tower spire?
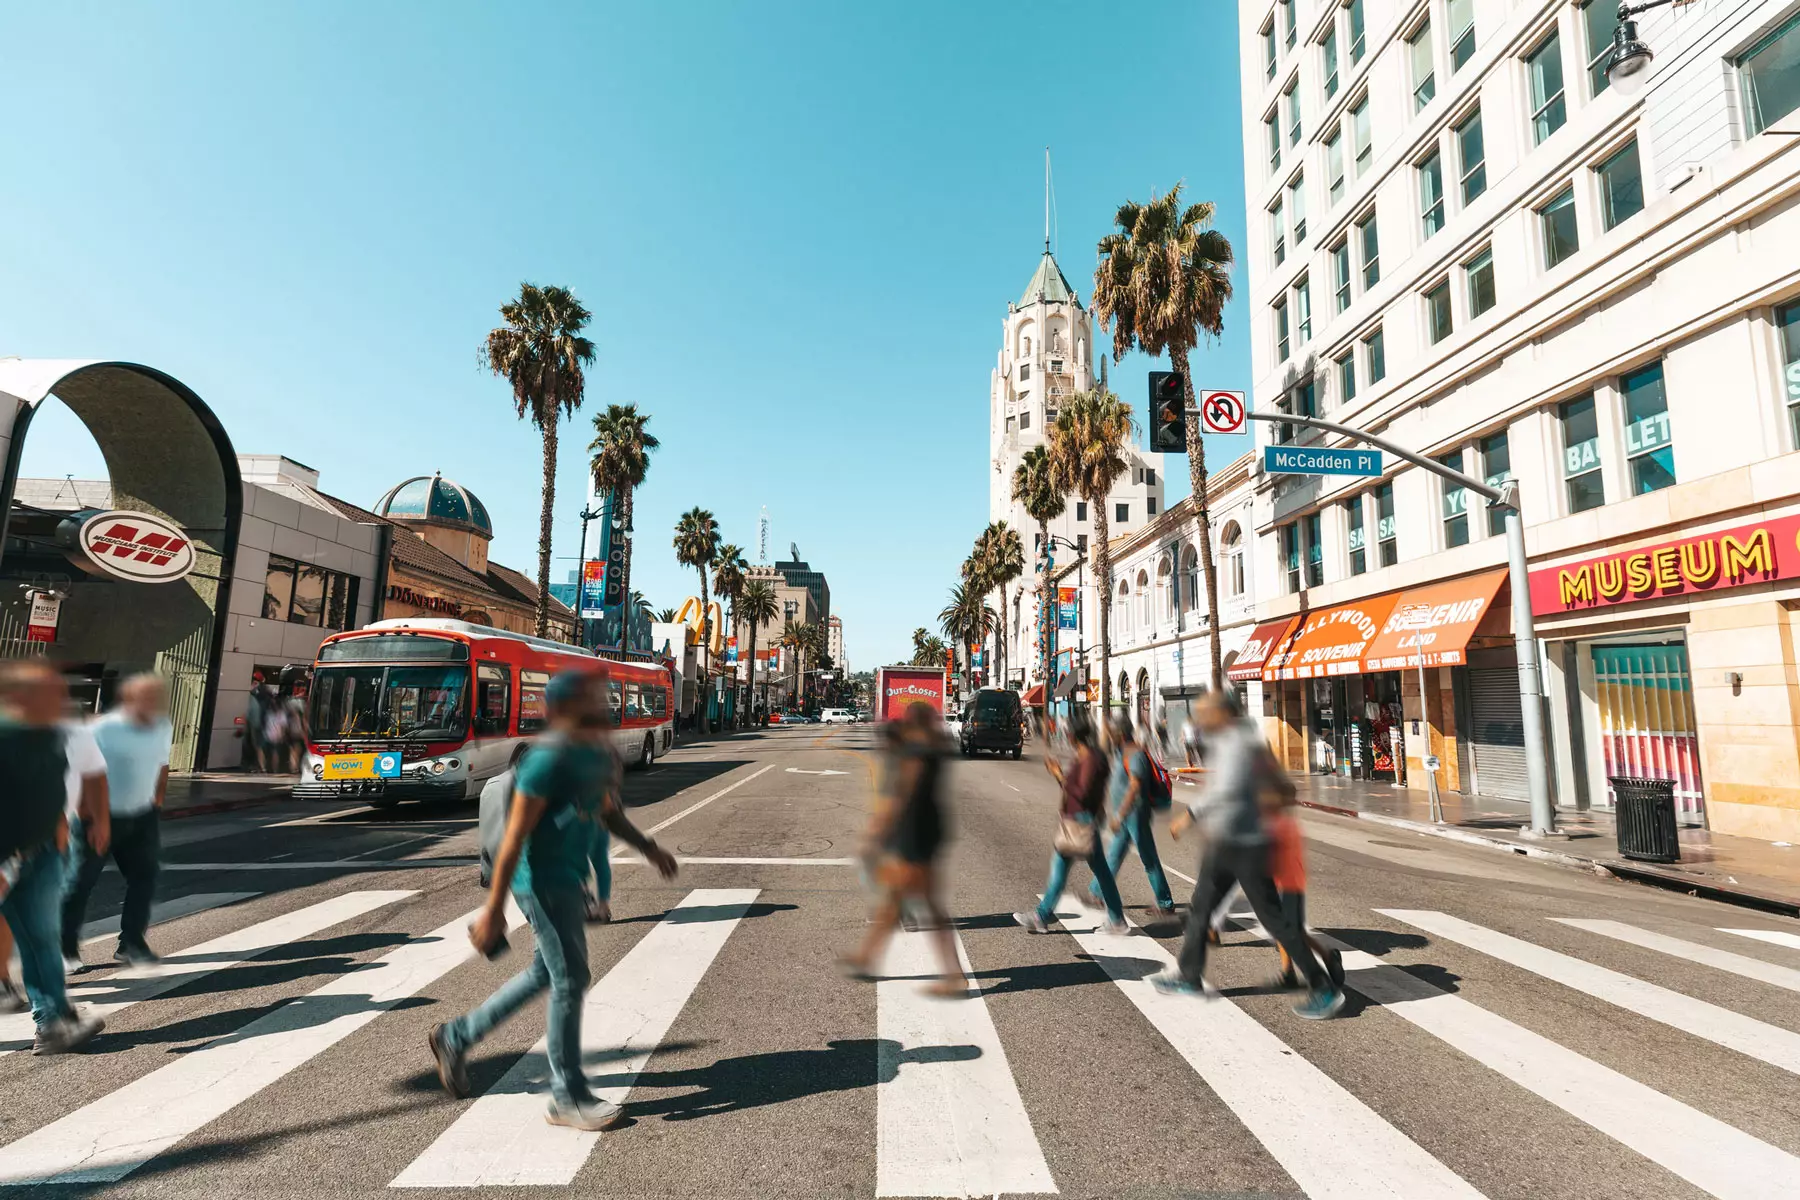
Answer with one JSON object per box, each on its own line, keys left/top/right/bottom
{"left": 1044, "top": 147, "right": 1051, "bottom": 255}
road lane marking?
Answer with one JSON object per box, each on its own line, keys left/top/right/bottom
{"left": 1553, "top": 919, "right": 1800, "bottom": 994}
{"left": 1381, "top": 910, "right": 1800, "bottom": 1078}
{"left": 786, "top": 767, "right": 848, "bottom": 776}
{"left": 1322, "top": 932, "right": 1800, "bottom": 1200}
{"left": 79, "top": 892, "right": 257, "bottom": 942}
{"left": 614, "top": 856, "right": 856, "bottom": 867}
{"left": 0, "top": 890, "right": 413, "bottom": 1058}
{"left": 0, "top": 898, "right": 526, "bottom": 1184}
{"left": 876, "top": 929, "right": 1056, "bottom": 1198}
{"left": 1722, "top": 928, "right": 1800, "bottom": 952}
{"left": 1057, "top": 905, "right": 1484, "bottom": 1200}
{"left": 159, "top": 859, "right": 476, "bottom": 871}
{"left": 390, "top": 889, "right": 758, "bottom": 1188}
{"left": 642, "top": 763, "right": 777, "bottom": 837}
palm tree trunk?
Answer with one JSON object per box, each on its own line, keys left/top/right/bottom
{"left": 746, "top": 620, "right": 759, "bottom": 723}
{"left": 1173, "top": 349, "right": 1224, "bottom": 691}
{"left": 1094, "top": 495, "right": 1113, "bottom": 713}
{"left": 697, "top": 568, "right": 711, "bottom": 733}
{"left": 619, "top": 486, "right": 634, "bottom": 649}
{"left": 534, "top": 412, "right": 558, "bottom": 639}
{"left": 998, "top": 582, "right": 1008, "bottom": 687}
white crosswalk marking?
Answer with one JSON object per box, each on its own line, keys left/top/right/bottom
{"left": 876, "top": 929, "right": 1055, "bottom": 1198}
{"left": 79, "top": 891, "right": 259, "bottom": 941}
{"left": 1325, "top": 934, "right": 1800, "bottom": 1200}
{"left": 0, "top": 889, "right": 413, "bottom": 1058}
{"left": 1057, "top": 906, "right": 1485, "bottom": 1200}
{"left": 1722, "top": 928, "right": 1800, "bottom": 952}
{"left": 0, "top": 898, "right": 527, "bottom": 1185}
{"left": 1554, "top": 919, "right": 1800, "bottom": 993}
{"left": 390, "top": 888, "right": 758, "bottom": 1188}
{"left": 1380, "top": 910, "right": 1800, "bottom": 1077}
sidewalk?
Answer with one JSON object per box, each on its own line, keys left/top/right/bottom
{"left": 1290, "top": 774, "right": 1800, "bottom": 917}
{"left": 163, "top": 772, "right": 296, "bottom": 819}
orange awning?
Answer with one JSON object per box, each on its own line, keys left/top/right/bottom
{"left": 1364, "top": 569, "right": 1508, "bottom": 671}
{"left": 1227, "top": 617, "right": 1301, "bottom": 681}
{"left": 1265, "top": 593, "right": 1402, "bottom": 681}
{"left": 1022, "top": 683, "right": 1045, "bottom": 707}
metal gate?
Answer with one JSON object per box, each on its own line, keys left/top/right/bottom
{"left": 0, "top": 595, "right": 50, "bottom": 661}
{"left": 155, "top": 620, "right": 212, "bottom": 773}
{"left": 1467, "top": 666, "right": 1531, "bottom": 801}
{"left": 1591, "top": 643, "right": 1703, "bottom": 817}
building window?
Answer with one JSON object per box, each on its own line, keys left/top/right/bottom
{"left": 1295, "top": 276, "right": 1312, "bottom": 344}
{"left": 1275, "top": 298, "right": 1291, "bottom": 361}
{"left": 1598, "top": 139, "right": 1645, "bottom": 230}
{"left": 1263, "top": 20, "right": 1279, "bottom": 80}
{"left": 1481, "top": 430, "right": 1513, "bottom": 536}
{"left": 1281, "top": 0, "right": 1295, "bottom": 49}
{"left": 1271, "top": 200, "right": 1286, "bottom": 266}
{"left": 1145, "top": 467, "right": 1157, "bottom": 486}
{"left": 262, "top": 553, "right": 359, "bottom": 630}
{"left": 1465, "top": 248, "right": 1496, "bottom": 318}
{"left": 1116, "top": 502, "right": 1130, "bottom": 523}
{"left": 1331, "top": 240, "right": 1351, "bottom": 312}
{"left": 1375, "top": 482, "right": 1398, "bottom": 566}
{"left": 1267, "top": 113, "right": 1282, "bottom": 173}
{"left": 1285, "top": 79, "right": 1302, "bottom": 146}
{"left": 1348, "top": 0, "right": 1367, "bottom": 63}
{"left": 1303, "top": 511, "right": 1324, "bottom": 587}
{"left": 1336, "top": 349, "right": 1357, "bottom": 404}
{"left": 1347, "top": 497, "right": 1367, "bottom": 575}
{"left": 1211, "top": 525, "right": 1238, "bottom": 597}
{"left": 1138, "top": 569, "right": 1153, "bottom": 626}
{"left": 1075, "top": 501, "right": 1087, "bottom": 521}
{"left": 1540, "top": 185, "right": 1580, "bottom": 267}
{"left": 1077, "top": 533, "right": 1088, "bottom": 554}
{"left": 1410, "top": 19, "right": 1436, "bottom": 111}
{"left": 1425, "top": 279, "right": 1453, "bottom": 344}
{"left": 1005, "top": 415, "right": 1016, "bottom": 435}
{"left": 1527, "top": 32, "right": 1567, "bottom": 145}
{"left": 1351, "top": 94, "right": 1372, "bottom": 175}
{"left": 1419, "top": 150, "right": 1445, "bottom": 239}
{"left": 1294, "top": 375, "right": 1319, "bottom": 418}
{"left": 1449, "top": 0, "right": 1476, "bottom": 70}
{"left": 1561, "top": 392, "right": 1605, "bottom": 513}
{"left": 1456, "top": 107, "right": 1487, "bottom": 204}
{"left": 1322, "top": 20, "right": 1340, "bottom": 98}
{"left": 1019, "top": 410, "right": 1031, "bottom": 430}
{"left": 1147, "top": 496, "right": 1158, "bottom": 516}
{"left": 1623, "top": 361, "right": 1676, "bottom": 493}
{"left": 1357, "top": 209, "right": 1380, "bottom": 287}
{"left": 1326, "top": 130, "right": 1345, "bottom": 206}
{"left": 1781, "top": 302, "right": 1800, "bottom": 447}
{"left": 1289, "top": 173, "right": 1307, "bottom": 244}
{"left": 1019, "top": 362, "right": 1031, "bottom": 380}
{"left": 1116, "top": 580, "right": 1131, "bottom": 640}
{"left": 1365, "top": 326, "right": 1387, "bottom": 383}
{"left": 1583, "top": 0, "right": 1621, "bottom": 96}
{"left": 1282, "top": 523, "right": 1301, "bottom": 593}
{"left": 1741, "top": 11, "right": 1800, "bottom": 136}
{"left": 1159, "top": 554, "right": 1175, "bottom": 619}
{"left": 1439, "top": 449, "right": 1470, "bottom": 547}
{"left": 1182, "top": 543, "right": 1201, "bottom": 610}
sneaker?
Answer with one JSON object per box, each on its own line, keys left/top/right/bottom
{"left": 1292, "top": 986, "right": 1347, "bottom": 1021}
{"left": 62, "top": 955, "right": 85, "bottom": 977}
{"left": 0, "top": 980, "right": 27, "bottom": 1015}
{"left": 1011, "top": 911, "right": 1049, "bottom": 934}
{"left": 1101, "top": 917, "right": 1131, "bottom": 937}
{"left": 1324, "top": 947, "right": 1346, "bottom": 990}
{"left": 428, "top": 1023, "right": 470, "bottom": 1098}
{"left": 114, "top": 944, "right": 159, "bottom": 967}
{"left": 584, "top": 898, "right": 612, "bottom": 925}
{"left": 545, "top": 1096, "right": 624, "bottom": 1131}
{"left": 32, "top": 1011, "right": 104, "bottom": 1055}
{"left": 1148, "top": 970, "right": 1204, "bottom": 997}
{"left": 1153, "top": 904, "right": 1178, "bottom": 918}
{"left": 1265, "top": 966, "right": 1301, "bottom": 991}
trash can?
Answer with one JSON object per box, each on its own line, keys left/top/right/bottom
{"left": 1611, "top": 776, "right": 1680, "bottom": 863}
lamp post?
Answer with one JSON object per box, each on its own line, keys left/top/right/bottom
{"left": 575, "top": 499, "right": 605, "bottom": 651}
{"left": 1046, "top": 534, "right": 1088, "bottom": 711}
{"left": 1603, "top": 0, "right": 1696, "bottom": 95}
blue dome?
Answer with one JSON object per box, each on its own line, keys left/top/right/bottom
{"left": 375, "top": 472, "right": 493, "bottom": 538}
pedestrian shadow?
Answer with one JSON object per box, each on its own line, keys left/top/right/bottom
{"left": 389, "top": 1040, "right": 712, "bottom": 1096}
{"left": 1322, "top": 927, "right": 1429, "bottom": 956}
{"left": 609, "top": 902, "right": 798, "bottom": 926}
{"left": 952, "top": 911, "right": 1026, "bottom": 931}
{"left": 94, "top": 992, "right": 433, "bottom": 1053}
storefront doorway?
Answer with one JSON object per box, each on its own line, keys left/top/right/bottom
{"left": 1591, "top": 639, "right": 1703, "bottom": 817}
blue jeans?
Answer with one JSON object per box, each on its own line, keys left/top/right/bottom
{"left": 441, "top": 884, "right": 592, "bottom": 1108}
{"left": 588, "top": 828, "right": 611, "bottom": 903}
{"left": 1091, "top": 804, "right": 1175, "bottom": 910}
{"left": 1036, "top": 814, "right": 1124, "bottom": 923}
{"left": 1, "top": 845, "right": 71, "bottom": 1028}
{"left": 62, "top": 812, "right": 161, "bottom": 957}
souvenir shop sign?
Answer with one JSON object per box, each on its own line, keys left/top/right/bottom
{"left": 1529, "top": 513, "right": 1800, "bottom": 615}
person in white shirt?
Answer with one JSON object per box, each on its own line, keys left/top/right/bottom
{"left": 56, "top": 718, "right": 110, "bottom": 975}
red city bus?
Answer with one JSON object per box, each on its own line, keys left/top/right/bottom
{"left": 299, "top": 618, "right": 675, "bottom": 808}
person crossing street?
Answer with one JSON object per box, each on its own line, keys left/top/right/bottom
{"left": 1014, "top": 714, "right": 1127, "bottom": 936}
{"left": 1090, "top": 716, "right": 1176, "bottom": 916}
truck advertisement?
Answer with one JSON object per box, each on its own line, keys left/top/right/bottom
{"left": 875, "top": 665, "right": 948, "bottom": 721}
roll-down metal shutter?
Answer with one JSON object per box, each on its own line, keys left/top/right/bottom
{"left": 1467, "top": 666, "right": 1530, "bottom": 801}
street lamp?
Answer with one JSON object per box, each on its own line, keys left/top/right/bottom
{"left": 1604, "top": 0, "right": 1695, "bottom": 96}
{"left": 1044, "top": 534, "right": 1088, "bottom": 707}
{"left": 575, "top": 499, "right": 606, "bottom": 650}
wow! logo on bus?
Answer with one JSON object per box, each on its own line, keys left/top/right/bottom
{"left": 319, "top": 752, "right": 403, "bottom": 781}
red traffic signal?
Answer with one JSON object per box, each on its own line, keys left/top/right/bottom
{"left": 1148, "top": 371, "right": 1187, "bottom": 453}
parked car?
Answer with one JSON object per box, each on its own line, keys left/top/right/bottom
{"left": 960, "top": 688, "right": 1024, "bottom": 759}
{"left": 820, "top": 708, "right": 856, "bottom": 724}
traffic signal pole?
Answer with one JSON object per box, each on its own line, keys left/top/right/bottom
{"left": 1197, "top": 408, "right": 1557, "bottom": 837}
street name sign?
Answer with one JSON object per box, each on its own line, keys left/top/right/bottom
{"left": 1263, "top": 445, "right": 1383, "bottom": 477}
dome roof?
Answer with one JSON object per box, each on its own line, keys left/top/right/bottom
{"left": 375, "top": 472, "right": 493, "bottom": 538}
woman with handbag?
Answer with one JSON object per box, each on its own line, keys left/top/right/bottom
{"left": 1013, "top": 715, "right": 1127, "bottom": 936}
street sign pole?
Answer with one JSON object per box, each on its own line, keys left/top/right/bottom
{"left": 1205, "top": 407, "right": 1557, "bottom": 837}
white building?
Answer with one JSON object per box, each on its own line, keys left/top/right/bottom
{"left": 827, "top": 614, "right": 847, "bottom": 677}
{"left": 1237, "top": 0, "right": 1800, "bottom": 840}
{"left": 989, "top": 248, "right": 1166, "bottom": 688}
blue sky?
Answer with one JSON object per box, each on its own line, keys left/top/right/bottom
{"left": 4, "top": 1, "right": 1251, "bottom": 671}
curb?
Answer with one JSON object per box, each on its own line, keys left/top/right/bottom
{"left": 1297, "top": 798, "right": 1800, "bottom": 918}
{"left": 160, "top": 792, "right": 293, "bottom": 821}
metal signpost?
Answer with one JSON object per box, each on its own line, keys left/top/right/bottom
{"left": 1394, "top": 602, "right": 1446, "bottom": 825}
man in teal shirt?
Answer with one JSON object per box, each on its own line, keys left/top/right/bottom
{"left": 429, "top": 668, "right": 676, "bottom": 1131}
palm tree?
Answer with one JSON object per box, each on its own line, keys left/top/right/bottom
{"left": 911, "top": 633, "right": 948, "bottom": 667}
{"left": 673, "top": 508, "right": 721, "bottom": 731}
{"left": 983, "top": 522, "right": 1024, "bottom": 689}
{"left": 710, "top": 543, "right": 748, "bottom": 720}
{"left": 939, "top": 581, "right": 995, "bottom": 696}
{"left": 738, "top": 579, "right": 779, "bottom": 719}
{"left": 963, "top": 533, "right": 994, "bottom": 681}
{"left": 780, "top": 619, "right": 804, "bottom": 711}
{"left": 588, "top": 404, "right": 659, "bottom": 625}
{"left": 626, "top": 590, "right": 655, "bottom": 648}
{"left": 1094, "top": 183, "right": 1235, "bottom": 689}
{"left": 1048, "top": 386, "right": 1134, "bottom": 713}
{"left": 1012, "top": 446, "right": 1066, "bottom": 703}
{"left": 482, "top": 283, "right": 596, "bottom": 637}
{"left": 655, "top": 607, "right": 679, "bottom": 624}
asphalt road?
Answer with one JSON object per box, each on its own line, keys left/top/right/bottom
{"left": 4, "top": 724, "right": 1799, "bottom": 1199}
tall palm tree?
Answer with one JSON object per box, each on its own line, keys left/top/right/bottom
{"left": 482, "top": 283, "right": 596, "bottom": 637}
{"left": 911, "top": 634, "right": 948, "bottom": 668}
{"left": 798, "top": 621, "right": 826, "bottom": 708}
{"left": 588, "top": 404, "right": 659, "bottom": 625}
{"left": 983, "top": 522, "right": 1024, "bottom": 689}
{"left": 711, "top": 543, "right": 748, "bottom": 719}
{"left": 1048, "top": 386, "right": 1134, "bottom": 712}
{"left": 963, "top": 534, "right": 994, "bottom": 682}
{"left": 1012, "top": 446, "right": 1066, "bottom": 702}
{"left": 1094, "top": 183, "right": 1235, "bottom": 689}
{"left": 738, "top": 579, "right": 779, "bottom": 718}
{"left": 673, "top": 508, "right": 721, "bottom": 730}
{"left": 780, "top": 619, "right": 804, "bottom": 710}
{"left": 939, "top": 581, "right": 995, "bottom": 696}
{"left": 655, "top": 606, "right": 679, "bottom": 624}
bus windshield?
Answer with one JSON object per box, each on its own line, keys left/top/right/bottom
{"left": 309, "top": 664, "right": 470, "bottom": 740}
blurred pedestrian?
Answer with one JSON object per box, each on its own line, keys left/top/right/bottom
{"left": 64, "top": 674, "right": 170, "bottom": 967}
{"left": 246, "top": 677, "right": 275, "bottom": 772}
{"left": 0, "top": 661, "right": 104, "bottom": 1053}
{"left": 280, "top": 688, "right": 308, "bottom": 772}
{"left": 1013, "top": 714, "right": 1126, "bottom": 936}
{"left": 56, "top": 704, "right": 110, "bottom": 973}
{"left": 837, "top": 703, "right": 965, "bottom": 995}
{"left": 1154, "top": 690, "right": 1345, "bottom": 1020}
{"left": 431, "top": 668, "right": 678, "bottom": 1130}
{"left": 1090, "top": 716, "right": 1176, "bottom": 916}
{"left": 1262, "top": 806, "right": 1344, "bottom": 992}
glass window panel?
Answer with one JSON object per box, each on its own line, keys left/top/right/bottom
{"left": 1271, "top": 200, "right": 1286, "bottom": 265}
{"left": 1466, "top": 248, "right": 1496, "bottom": 317}
{"left": 1282, "top": 524, "right": 1300, "bottom": 592}
{"left": 1323, "top": 22, "right": 1339, "bottom": 97}
{"left": 1623, "top": 362, "right": 1675, "bottom": 493}
{"left": 1347, "top": 497, "right": 1367, "bottom": 575}
{"left": 1742, "top": 11, "right": 1800, "bottom": 137}
{"left": 1304, "top": 512, "right": 1324, "bottom": 587}
{"left": 1541, "top": 186, "right": 1579, "bottom": 267}
{"left": 1351, "top": 96, "right": 1372, "bottom": 173}
{"left": 1425, "top": 280, "right": 1453, "bottom": 343}
{"left": 1276, "top": 299, "right": 1290, "bottom": 360}
{"left": 1337, "top": 349, "right": 1357, "bottom": 404}
{"left": 1561, "top": 392, "right": 1604, "bottom": 512}
{"left": 1332, "top": 240, "right": 1351, "bottom": 311}
{"left": 1420, "top": 151, "right": 1445, "bottom": 238}
{"left": 1281, "top": 0, "right": 1295, "bottom": 48}
{"left": 1528, "top": 33, "right": 1567, "bottom": 144}
{"left": 1264, "top": 22, "right": 1279, "bottom": 79}
{"left": 1449, "top": 0, "right": 1476, "bottom": 70}
{"left": 1296, "top": 277, "right": 1312, "bottom": 343}
{"left": 1457, "top": 108, "right": 1487, "bottom": 203}
{"left": 1289, "top": 172, "right": 1307, "bottom": 243}
{"left": 262, "top": 554, "right": 296, "bottom": 621}
{"left": 1410, "top": 19, "right": 1436, "bottom": 111}
{"left": 1286, "top": 81, "right": 1302, "bottom": 146}
{"left": 1376, "top": 483, "right": 1398, "bottom": 565}
{"left": 1348, "top": 0, "right": 1367, "bottom": 63}
{"left": 1584, "top": 0, "right": 1621, "bottom": 95}
{"left": 290, "top": 564, "right": 328, "bottom": 626}
{"left": 1327, "top": 131, "right": 1345, "bottom": 205}
{"left": 1781, "top": 302, "right": 1800, "bottom": 447}
{"left": 1482, "top": 430, "right": 1513, "bottom": 536}
{"left": 1599, "top": 139, "right": 1644, "bottom": 229}
{"left": 1267, "top": 115, "right": 1282, "bottom": 172}
{"left": 1439, "top": 450, "right": 1469, "bottom": 547}
{"left": 1359, "top": 210, "right": 1380, "bottom": 287}
{"left": 1295, "top": 376, "right": 1318, "bottom": 418}
{"left": 1366, "top": 326, "right": 1386, "bottom": 382}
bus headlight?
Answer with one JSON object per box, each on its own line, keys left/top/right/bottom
{"left": 430, "top": 761, "right": 447, "bottom": 775}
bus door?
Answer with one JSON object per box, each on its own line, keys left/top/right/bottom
{"left": 468, "top": 662, "right": 515, "bottom": 785}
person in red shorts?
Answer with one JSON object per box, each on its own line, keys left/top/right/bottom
{"left": 1264, "top": 807, "right": 1345, "bottom": 991}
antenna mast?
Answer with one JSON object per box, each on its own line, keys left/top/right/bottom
{"left": 1043, "top": 147, "right": 1051, "bottom": 254}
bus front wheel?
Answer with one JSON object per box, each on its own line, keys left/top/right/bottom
{"left": 639, "top": 735, "right": 655, "bottom": 771}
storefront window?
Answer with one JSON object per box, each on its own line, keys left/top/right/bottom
{"left": 1561, "top": 393, "right": 1604, "bottom": 512}
{"left": 291, "top": 564, "right": 328, "bottom": 626}
{"left": 262, "top": 557, "right": 296, "bottom": 621}
{"left": 1376, "top": 483, "right": 1398, "bottom": 566}
{"left": 263, "top": 553, "right": 359, "bottom": 629}
{"left": 1346, "top": 498, "right": 1367, "bottom": 575}
{"left": 1438, "top": 450, "right": 1469, "bottom": 547}
{"left": 1304, "top": 512, "right": 1324, "bottom": 587}
{"left": 1779, "top": 301, "right": 1800, "bottom": 446}
{"left": 1282, "top": 523, "right": 1301, "bottom": 593}
{"left": 1622, "top": 362, "right": 1675, "bottom": 494}
{"left": 1481, "top": 430, "right": 1512, "bottom": 536}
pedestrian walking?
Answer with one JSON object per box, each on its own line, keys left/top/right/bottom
{"left": 63, "top": 674, "right": 171, "bottom": 968}
{"left": 1262, "top": 806, "right": 1344, "bottom": 991}
{"left": 1152, "top": 690, "right": 1345, "bottom": 1020}
{"left": 0, "top": 661, "right": 104, "bottom": 1053}
{"left": 429, "top": 668, "right": 678, "bottom": 1130}
{"left": 1089, "top": 716, "right": 1176, "bottom": 916}
{"left": 246, "top": 678, "right": 275, "bottom": 772}
{"left": 837, "top": 702, "right": 966, "bottom": 996}
{"left": 1013, "top": 714, "right": 1127, "bottom": 936}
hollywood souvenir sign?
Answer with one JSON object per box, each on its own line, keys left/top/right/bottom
{"left": 69, "top": 510, "right": 196, "bottom": 583}
{"left": 1529, "top": 513, "right": 1800, "bottom": 614}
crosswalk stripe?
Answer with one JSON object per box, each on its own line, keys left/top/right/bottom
{"left": 1379, "top": 910, "right": 1800, "bottom": 1077}
{"left": 1056, "top": 905, "right": 1485, "bottom": 1199}
{"left": 0, "top": 889, "right": 413, "bottom": 1058}
{"left": 0, "top": 898, "right": 527, "bottom": 1185}
{"left": 876, "top": 929, "right": 1056, "bottom": 1198}
{"left": 1722, "top": 928, "right": 1800, "bottom": 952}
{"left": 1324, "top": 934, "right": 1800, "bottom": 1200}
{"left": 79, "top": 891, "right": 259, "bottom": 942}
{"left": 1553, "top": 919, "right": 1800, "bottom": 993}
{"left": 389, "top": 888, "right": 758, "bottom": 1188}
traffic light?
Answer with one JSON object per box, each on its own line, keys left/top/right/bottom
{"left": 1148, "top": 371, "right": 1187, "bottom": 453}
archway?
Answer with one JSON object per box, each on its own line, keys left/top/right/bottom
{"left": 1135, "top": 668, "right": 1151, "bottom": 731}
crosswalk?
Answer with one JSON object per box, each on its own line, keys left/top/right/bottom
{"left": 1, "top": 885, "right": 1797, "bottom": 1197}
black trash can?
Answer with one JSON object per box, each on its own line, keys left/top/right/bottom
{"left": 1611, "top": 776, "right": 1680, "bottom": 863}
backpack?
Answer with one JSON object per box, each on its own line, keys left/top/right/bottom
{"left": 0, "top": 724, "right": 68, "bottom": 860}
{"left": 1143, "top": 754, "right": 1174, "bottom": 811}
{"left": 476, "top": 767, "right": 515, "bottom": 887}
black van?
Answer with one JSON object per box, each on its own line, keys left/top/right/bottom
{"left": 960, "top": 688, "right": 1024, "bottom": 758}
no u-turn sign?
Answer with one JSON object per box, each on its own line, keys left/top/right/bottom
{"left": 1200, "top": 390, "right": 1246, "bottom": 434}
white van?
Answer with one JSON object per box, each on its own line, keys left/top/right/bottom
{"left": 820, "top": 708, "right": 856, "bottom": 724}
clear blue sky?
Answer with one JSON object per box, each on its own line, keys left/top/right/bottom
{"left": 4, "top": 1, "right": 1251, "bottom": 671}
